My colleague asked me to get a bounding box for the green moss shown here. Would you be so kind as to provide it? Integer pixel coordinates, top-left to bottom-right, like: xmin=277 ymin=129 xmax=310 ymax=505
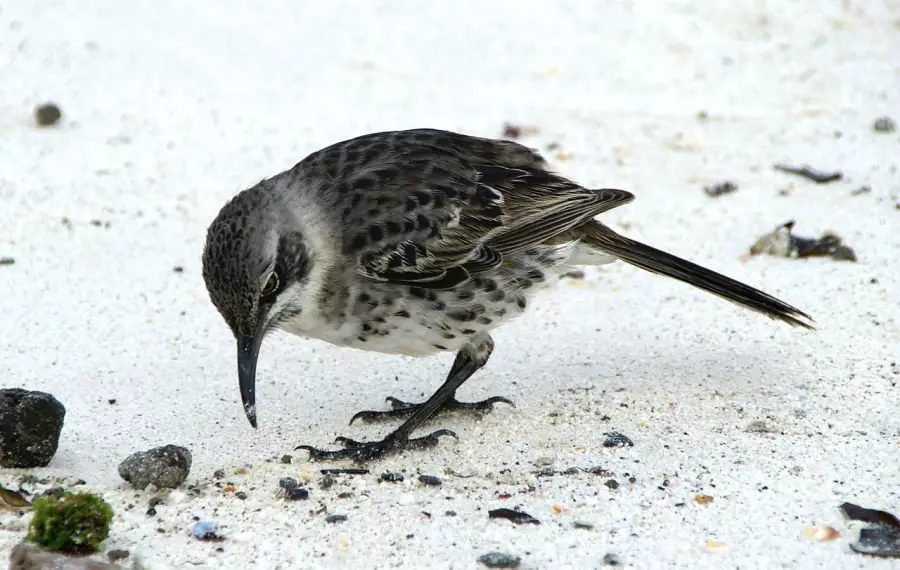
xmin=26 ymin=492 xmax=113 ymax=554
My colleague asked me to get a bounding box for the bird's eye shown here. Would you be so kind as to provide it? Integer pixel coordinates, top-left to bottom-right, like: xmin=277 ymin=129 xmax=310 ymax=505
xmin=261 ymin=271 xmax=280 ymax=299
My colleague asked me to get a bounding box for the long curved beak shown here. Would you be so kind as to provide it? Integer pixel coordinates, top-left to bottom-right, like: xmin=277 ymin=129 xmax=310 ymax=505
xmin=236 ymin=330 xmax=264 ymax=428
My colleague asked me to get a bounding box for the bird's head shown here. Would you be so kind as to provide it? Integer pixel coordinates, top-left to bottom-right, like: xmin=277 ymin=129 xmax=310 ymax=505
xmin=201 ymin=182 xmax=313 ymax=428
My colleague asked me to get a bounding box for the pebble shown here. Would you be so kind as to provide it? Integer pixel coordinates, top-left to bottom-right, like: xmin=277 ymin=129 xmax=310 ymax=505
xmin=325 ymin=514 xmax=347 ymax=523
xmin=285 ymin=488 xmax=309 ymax=501
xmin=873 ymin=116 xmax=896 ymax=133
xmin=34 ymin=103 xmax=62 ymax=127
xmin=118 ymin=445 xmax=192 ymax=490
xmin=477 ymin=552 xmax=521 ymax=568
xmin=602 ymin=553 xmax=621 ymax=566
xmin=418 ymin=474 xmax=442 ymax=486
xmin=280 ymin=454 xmax=292 ymax=464
xmin=279 ymin=477 xmax=299 ymax=490
xmin=107 ymin=549 xmax=130 ymax=562
xmin=380 ymin=472 xmax=404 ymax=483
xmin=0 ymin=388 xmax=66 ymax=467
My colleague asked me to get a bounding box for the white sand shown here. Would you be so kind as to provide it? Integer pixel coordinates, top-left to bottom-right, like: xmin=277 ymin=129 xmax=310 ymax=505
xmin=2 ymin=1 xmax=899 ymax=568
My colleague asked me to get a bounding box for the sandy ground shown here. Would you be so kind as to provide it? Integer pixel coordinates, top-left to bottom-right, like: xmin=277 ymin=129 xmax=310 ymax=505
xmin=2 ymin=1 xmax=899 ymax=568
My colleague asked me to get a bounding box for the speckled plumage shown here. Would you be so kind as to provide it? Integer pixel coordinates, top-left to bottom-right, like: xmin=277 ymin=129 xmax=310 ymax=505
xmin=202 ymin=128 xmax=814 ymax=461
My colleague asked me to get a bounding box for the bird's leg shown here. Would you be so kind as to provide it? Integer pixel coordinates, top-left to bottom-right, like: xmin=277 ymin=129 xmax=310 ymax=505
xmin=295 ymin=336 xmax=495 ymax=462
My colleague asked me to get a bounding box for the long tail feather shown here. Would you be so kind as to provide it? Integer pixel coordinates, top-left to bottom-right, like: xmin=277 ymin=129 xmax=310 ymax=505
xmin=581 ymin=222 xmax=815 ymax=329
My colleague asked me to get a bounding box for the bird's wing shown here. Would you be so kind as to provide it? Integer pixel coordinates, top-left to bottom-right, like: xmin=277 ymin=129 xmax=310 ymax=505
xmin=320 ymin=129 xmax=633 ymax=289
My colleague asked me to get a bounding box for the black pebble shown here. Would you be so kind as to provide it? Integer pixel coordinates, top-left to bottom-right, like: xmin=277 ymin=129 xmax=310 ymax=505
xmin=279 ymin=477 xmax=298 ymax=490
xmin=604 ymin=479 xmax=620 ymax=490
xmin=488 ymin=508 xmax=540 ymax=525
xmin=280 ymin=454 xmax=292 ymax=464
xmin=418 ymin=474 xmax=442 ymax=486
xmin=285 ymin=488 xmax=309 ymax=501
xmin=107 ymin=549 xmax=130 ymax=562
xmin=325 ymin=514 xmax=347 ymax=523
xmin=0 ymin=388 xmax=66 ymax=468
xmin=603 ymin=553 xmax=621 ymax=566
xmin=235 ymin=491 xmax=247 ymax=500
xmin=34 ymin=103 xmax=62 ymax=127
xmin=380 ymin=472 xmax=405 ymax=483
xmin=478 ymin=551 xmax=522 ymax=568
xmin=602 ymin=432 xmax=634 ymax=448
xmin=873 ymin=116 xmax=896 ymax=133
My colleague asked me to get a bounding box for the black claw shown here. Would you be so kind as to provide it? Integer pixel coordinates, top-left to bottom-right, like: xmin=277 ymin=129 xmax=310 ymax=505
xmin=386 ymin=396 xmax=414 ymax=410
xmin=293 ymin=429 xmax=457 ymax=463
xmin=348 ymin=395 xmax=515 ymax=425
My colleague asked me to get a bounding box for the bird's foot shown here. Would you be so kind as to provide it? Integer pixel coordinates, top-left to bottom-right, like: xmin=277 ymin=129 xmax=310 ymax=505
xmin=349 ymin=395 xmax=514 ymax=425
xmin=294 ymin=429 xmax=457 ymax=463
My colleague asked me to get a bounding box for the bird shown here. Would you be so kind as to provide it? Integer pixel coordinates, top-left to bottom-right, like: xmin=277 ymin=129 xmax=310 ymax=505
xmin=201 ymin=128 xmax=814 ymax=462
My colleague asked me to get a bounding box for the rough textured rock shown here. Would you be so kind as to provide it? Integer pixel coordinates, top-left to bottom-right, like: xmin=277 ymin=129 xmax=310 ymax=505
xmin=0 ymin=388 xmax=66 ymax=468
xmin=117 ymin=445 xmax=191 ymax=490
xmin=9 ymin=543 xmax=120 ymax=569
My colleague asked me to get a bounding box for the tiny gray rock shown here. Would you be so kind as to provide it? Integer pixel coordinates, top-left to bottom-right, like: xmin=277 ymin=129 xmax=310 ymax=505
xmin=873 ymin=116 xmax=896 ymax=133
xmin=478 ymin=552 xmax=521 ymax=568
xmin=0 ymin=388 xmax=66 ymax=468
xmin=118 ymin=444 xmax=191 ymax=490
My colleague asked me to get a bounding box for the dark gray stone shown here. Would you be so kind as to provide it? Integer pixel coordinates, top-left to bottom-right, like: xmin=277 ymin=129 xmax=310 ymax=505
xmin=118 ymin=445 xmax=191 ymax=490
xmin=477 ymin=552 xmax=521 ymax=568
xmin=0 ymin=388 xmax=66 ymax=468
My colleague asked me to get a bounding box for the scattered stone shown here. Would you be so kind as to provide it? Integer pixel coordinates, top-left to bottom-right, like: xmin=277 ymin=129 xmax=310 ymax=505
xmin=560 ymin=269 xmax=585 ymax=279
xmin=488 ymin=508 xmax=540 ymax=525
xmin=774 ymin=163 xmax=842 ymax=184
xmin=840 ymin=502 xmax=900 ymax=558
xmin=192 ymin=520 xmax=223 ymax=541
xmin=695 ymin=494 xmax=714 ymax=505
xmin=748 ymin=220 xmax=857 ymax=262
xmin=501 ymin=122 xmax=538 ymax=140
xmin=573 ymin=520 xmax=594 ymax=530
xmin=320 ymin=468 xmax=369 ymax=475
xmin=602 ymin=552 xmax=621 ymax=566
xmin=280 ymin=454 xmax=292 ymax=464
xmin=703 ymin=181 xmax=738 ymax=197
xmin=602 ymin=432 xmax=634 ymax=448
xmin=34 ymin=103 xmax=62 ymax=127
xmin=319 ymin=475 xmax=335 ymax=490
xmin=278 ymin=477 xmax=298 ymax=490
xmin=380 ymin=472 xmax=404 ymax=483
xmin=285 ymin=487 xmax=309 ymax=501
xmin=213 ymin=469 xmax=225 ymax=479
xmin=704 ymin=539 xmax=728 ymax=552
xmin=0 ymin=257 xmax=14 ymax=265
xmin=118 ymin=445 xmax=191 ymax=490
xmin=873 ymin=116 xmax=896 ymax=133
xmin=418 ymin=474 xmax=442 ymax=486
xmin=604 ymin=479 xmax=620 ymax=490
xmin=0 ymin=388 xmax=66 ymax=468
xmin=10 ymin=543 xmax=119 ymax=569
xmin=234 ymin=491 xmax=247 ymax=500
xmin=107 ymin=549 xmax=130 ymax=562
xmin=478 ymin=551 xmax=521 ymax=568
xmin=746 ymin=420 xmax=776 ymax=433
xmin=172 ymin=266 xmax=184 ymax=273
xmin=325 ymin=514 xmax=347 ymax=524
xmin=802 ymin=524 xmax=840 ymax=541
